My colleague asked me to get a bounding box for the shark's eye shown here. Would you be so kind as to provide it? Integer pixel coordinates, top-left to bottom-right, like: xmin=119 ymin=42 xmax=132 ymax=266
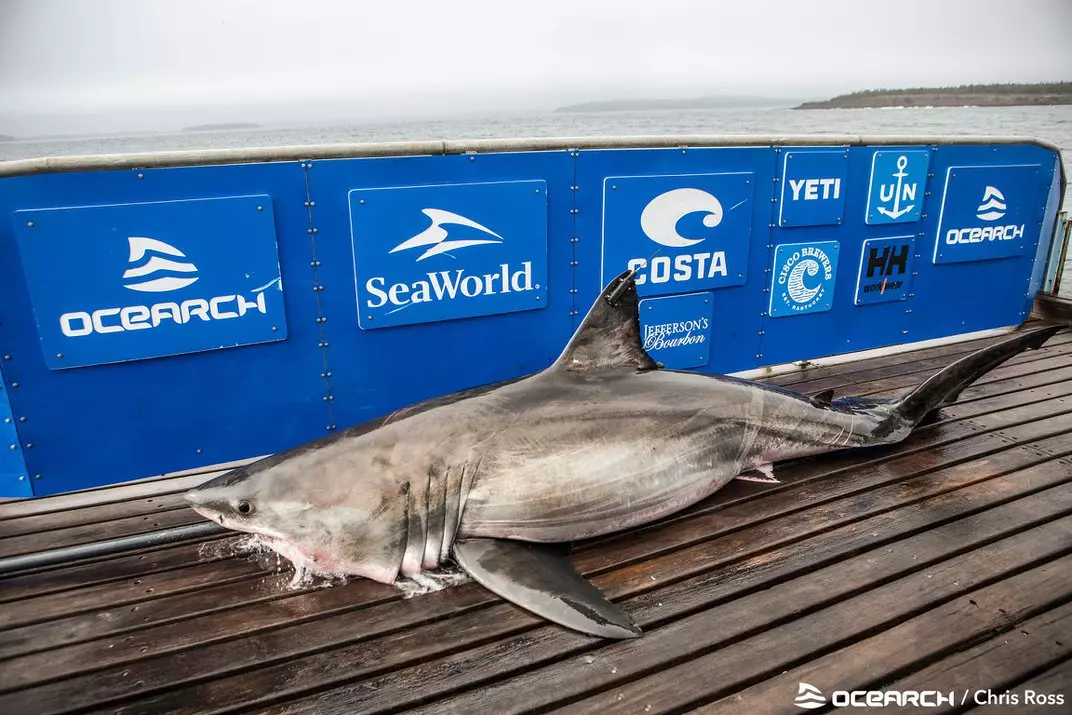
xmin=237 ymin=500 xmax=253 ymax=515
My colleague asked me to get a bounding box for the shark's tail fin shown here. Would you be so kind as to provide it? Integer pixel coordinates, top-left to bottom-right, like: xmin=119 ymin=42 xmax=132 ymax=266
xmin=893 ymin=325 xmax=1062 ymax=427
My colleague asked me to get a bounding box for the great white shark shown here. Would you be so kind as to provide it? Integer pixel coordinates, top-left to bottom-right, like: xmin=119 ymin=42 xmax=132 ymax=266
xmin=186 ymin=270 xmax=1061 ymax=639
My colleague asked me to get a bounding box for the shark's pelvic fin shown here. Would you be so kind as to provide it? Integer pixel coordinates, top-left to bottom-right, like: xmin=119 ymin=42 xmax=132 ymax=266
xmin=453 ymin=537 xmax=642 ymax=639
xmin=550 ymin=269 xmax=660 ymax=374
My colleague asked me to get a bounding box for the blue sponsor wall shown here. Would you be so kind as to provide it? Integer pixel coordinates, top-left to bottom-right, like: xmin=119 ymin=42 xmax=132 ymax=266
xmin=0 ymin=139 xmax=1062 ymax=495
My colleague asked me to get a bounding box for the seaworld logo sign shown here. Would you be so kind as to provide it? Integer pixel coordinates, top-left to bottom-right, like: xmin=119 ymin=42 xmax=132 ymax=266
xmin=350 ymin=180 xmax=548 ymax=329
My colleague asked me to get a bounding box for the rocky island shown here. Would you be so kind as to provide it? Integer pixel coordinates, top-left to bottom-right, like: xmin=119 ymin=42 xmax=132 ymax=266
xmin=796 ymin=82 xmax=1072 ymax=109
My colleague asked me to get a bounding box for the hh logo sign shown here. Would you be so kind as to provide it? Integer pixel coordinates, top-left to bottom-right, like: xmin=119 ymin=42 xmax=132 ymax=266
xmin=779 ymin=150 xmax=848 ymax=227
xmin=866 ymin=150 xmax=930 ymax=225
xmin=855 ymin=236 xmax=915 ymax=305
xmin=13 ymin=195 xmax=287 ymax=370
xmin=601 ymin=172 xmax=755 ymax=298
xmin=933 ymin=164 xmax=1042 ymax=264
xmin=638 ymin=291 xmax=714 ymax=369
xmin=769 ymin=241 xmax=840 ymax=318
xmin=350 ymin=180 xmax=548 ymax=329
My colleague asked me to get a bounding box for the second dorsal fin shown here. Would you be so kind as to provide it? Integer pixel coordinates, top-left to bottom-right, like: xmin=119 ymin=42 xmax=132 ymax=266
xmin=811 ymin=388 xmax=835 ymax=406
xmin=550 ymin=269 xmax=660 ymax=374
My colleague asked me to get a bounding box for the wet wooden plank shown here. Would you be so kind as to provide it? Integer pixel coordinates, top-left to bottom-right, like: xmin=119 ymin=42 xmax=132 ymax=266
xmin=875 ymin=602 xmax=1072 ymax=713
xmin=0 ymin=535 xmax=238 ymax=604
xmin=557 ymin=552 xmax=1072 ymax=715
xmin=695 ymin=570 xmax=1072 ymax=714
xmin=0 ymin=575 xmax=399 ymax=692
xmin=968 ymin=661 xmax=1072 ymax=713
xmin=765 ymin=328 xmax=1069 ymax=389
xmin=762 ymin=328 xmax=1030 ymax=387
xmin=52 ymin=450 xmax=1072 ymax=715
xmin=0 ymin=506 xmax=205 ymax=559
xmin=0 ymin=330 xmax=1065 ymax=715
xmin=7 ymin=396 xmax=1066 ymax=663
xmin=307 ymin=473 xmax=1072 ymax=715
xmin=0 ymin=492 xmax=189 ymax=539
xmin=266 ymin=487 xmax=1072 ymax=715
xmin=853 ymin=353 xmax=1072 ymax=400
xmin=0 ymin=557 xmax=270 ymax=630
xmin=771 ymin=331 xmax=1072 ymax=394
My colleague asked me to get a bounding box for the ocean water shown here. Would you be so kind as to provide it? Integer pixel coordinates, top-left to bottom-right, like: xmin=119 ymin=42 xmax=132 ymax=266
xmin=2 ymin=104 xmax=1070 ymax=294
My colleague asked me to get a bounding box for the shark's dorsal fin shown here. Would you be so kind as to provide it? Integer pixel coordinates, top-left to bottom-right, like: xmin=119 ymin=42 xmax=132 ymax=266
xmin=550 ymin=269 xmax=660 ymax=373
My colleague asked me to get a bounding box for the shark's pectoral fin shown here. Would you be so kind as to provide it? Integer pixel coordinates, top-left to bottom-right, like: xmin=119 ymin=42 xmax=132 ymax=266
xmin=735 ymin=463 xmax=780 ymax=484
xmin=452 ymin=537 xmax=642 ymax=639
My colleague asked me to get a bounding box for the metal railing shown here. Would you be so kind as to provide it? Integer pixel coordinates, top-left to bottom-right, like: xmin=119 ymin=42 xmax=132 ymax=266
xmin=1043 ymin=210 xmax=1071 ymax=298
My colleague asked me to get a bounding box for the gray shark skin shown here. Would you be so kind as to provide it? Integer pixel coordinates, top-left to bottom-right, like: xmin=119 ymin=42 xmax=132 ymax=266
xmin=185 ymin=270 xmax=1061 ymax=639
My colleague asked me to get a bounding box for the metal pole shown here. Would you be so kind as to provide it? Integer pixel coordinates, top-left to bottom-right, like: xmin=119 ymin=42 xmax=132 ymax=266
xmin=0 ymin=521 xmax=229 ymax=576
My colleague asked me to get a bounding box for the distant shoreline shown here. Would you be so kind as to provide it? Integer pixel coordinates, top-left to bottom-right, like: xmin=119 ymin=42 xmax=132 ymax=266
xmin=181 ymin=122 xmax=261 ymax=132
xmin=796 ymin=82 xmax=1072 ymax=110
xmin=554 ymin=96 xmax=791 ymax=113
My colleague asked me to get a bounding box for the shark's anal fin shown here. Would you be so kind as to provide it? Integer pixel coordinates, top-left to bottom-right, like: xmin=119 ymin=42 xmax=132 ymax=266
xmin=736 ymin=463 xmax=780 ymax=484
xmin=453 ymin=537 xmax=642 ymax=639
xmin=550 ymin=269 xmax=660 ymax=373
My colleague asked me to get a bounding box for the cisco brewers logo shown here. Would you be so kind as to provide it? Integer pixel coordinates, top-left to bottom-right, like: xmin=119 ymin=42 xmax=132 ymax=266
xmin=975 ymin=186 xmax=1007 ymax=221
xmin=364 ymin=207 xmax=535 ymax=312
xmin=59 ymin=236 xmax=270 ymax=337
xmin=770 ymin=241 xmax=839 ymax=318
xmin=626 ymin=188 xmax=731 ymax=286
xmin=945 ymin=184 xmax=1023 ymax=246
xmin=794 ymin=682 xmax=826 ymax=709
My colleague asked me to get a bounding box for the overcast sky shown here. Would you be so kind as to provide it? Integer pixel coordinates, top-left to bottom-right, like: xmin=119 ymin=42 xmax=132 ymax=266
xmin=1 ymin=0 xmax=1069 ymax=136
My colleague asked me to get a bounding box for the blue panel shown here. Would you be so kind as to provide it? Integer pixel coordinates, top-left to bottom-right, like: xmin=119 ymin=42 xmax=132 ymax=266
xmin=769 ymin=241 xmax=841 ymax=317
xmin=0 ymin=367 xmax=31 ymax=497
xmin=306 ymin=151 xmax=576 ymax=434
xmin=576 ymin=147 xmax=776 ymax=375
xmin=865 ymin=150 xmax=930 ymax=225
xmin=0 ymin=162 xmax=326 ymax=495
xmin=350 ymin=180 xmax=548 ymax=330
xmin=854 ymin=236 xmax=916 ymax=305
xmin=932 ymin=164 xmax=1043 ymax=264
xmin=638 ymin=291 xmax=713 ymax=369
xmin=600 ymin=172 xmax=755 ymax=297
xmin=0 ymin=140 xmax=1061 ymax=497
xmin=906 ymin=144 xmax=1054 ymax=341
xmin=778 ymin=149 xmax=848 ymax=227
xmin=13 ymin=195 xmax=287 ymax=370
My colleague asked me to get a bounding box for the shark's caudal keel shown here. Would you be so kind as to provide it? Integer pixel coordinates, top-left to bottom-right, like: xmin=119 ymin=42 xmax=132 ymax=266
xmin=185 ymin=269 xmax=1061 ymax=640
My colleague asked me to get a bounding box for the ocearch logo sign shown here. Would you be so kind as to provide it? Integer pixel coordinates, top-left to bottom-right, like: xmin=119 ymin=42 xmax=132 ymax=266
xmin=14 ymin=194 xmax=287 ymax=370
xmin=122 ymin=236 xmax=200 ymax=292
xmin=350 ymin=180 xmax=548 ymax=330
xmin=58 ymin=236 xmax=271 ymax=338
xmin=602 ymin=172 xmax=755 ymax=298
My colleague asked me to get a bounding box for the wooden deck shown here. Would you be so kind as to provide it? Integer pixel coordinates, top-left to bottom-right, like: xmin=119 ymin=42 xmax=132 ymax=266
xmin=1 ymin=325 xmax=1071 ymax=715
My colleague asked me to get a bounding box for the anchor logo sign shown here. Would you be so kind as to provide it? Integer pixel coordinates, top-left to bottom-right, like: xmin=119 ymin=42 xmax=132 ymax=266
xmin=877 ymin=155 xmax=916 ymax=219
xmin=866 ymin=150 xmax=929 ymax=225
